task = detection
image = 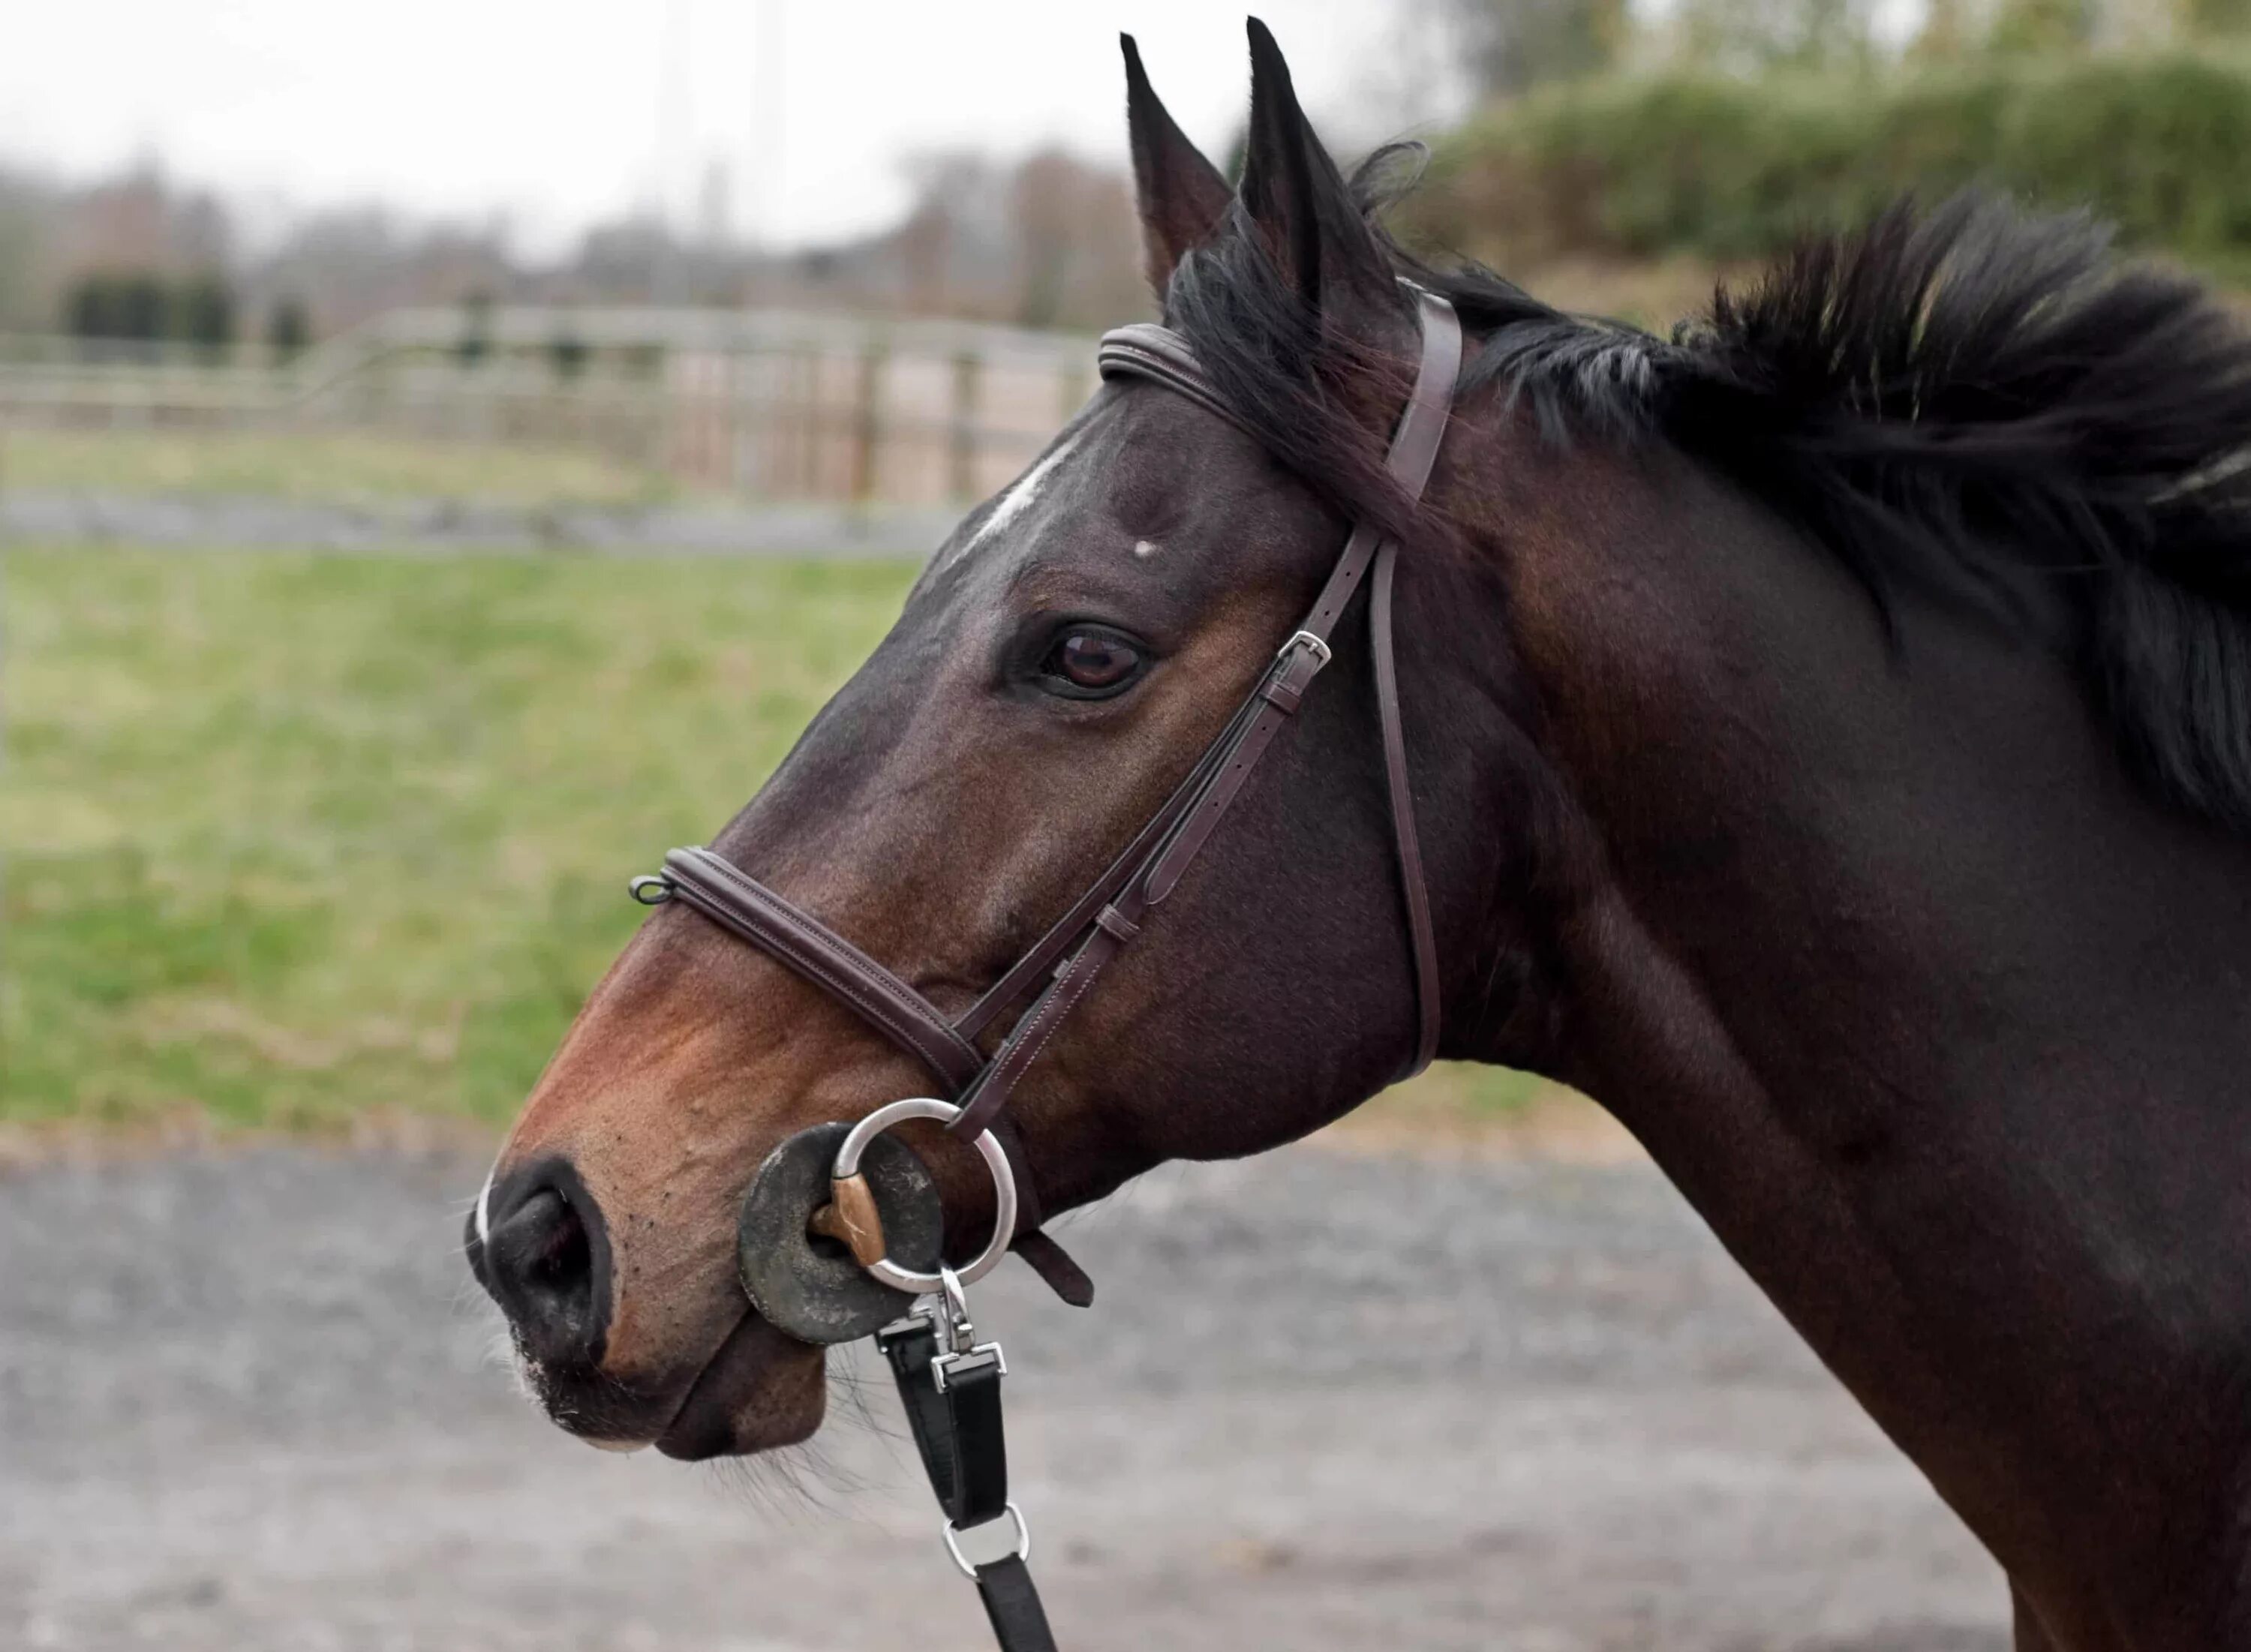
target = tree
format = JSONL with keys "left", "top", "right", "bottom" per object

{"left": 456, "top": 290, "right": 494, "bottom": 368}
{"left": 266, "top": 296, "right": 311, "bottom": 362}
{"left": 0, "top": 197, "right": 36, "bottom": 332}
{"left": 1910, "top": 0, "right": 1976, "bottom": 60}
{"left": 1988, "top": 0, "right": 2099, "bottom": 51}
{"left": 548, "top": 331, "right": 589, "bottom": 380}
{"left": 65, "top": 272, "right": 168, "bottom": 341}
{"left": 169, "top": 272, "right": 234, "bottom": 350}
{"left": 1672, "top": 0, "right": 1878, "bottom": 69}
{"left": 2183, "top": 0, "right": 2251, "bottom": 35}
{"left": 1426, "top": 0, "right": 1630, "bottom": 98}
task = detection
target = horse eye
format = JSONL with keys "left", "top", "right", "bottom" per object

{"left": 1042, "top": 629, "right": 1143, "bottom": 694}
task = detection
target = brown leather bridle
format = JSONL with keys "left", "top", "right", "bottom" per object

{"left": 627, "top": 288, "right": 1462, "bottom": 1652}
{"left": 632, "top": 286, "right": 1464, "bottom": 1302}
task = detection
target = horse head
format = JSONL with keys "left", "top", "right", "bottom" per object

{"left": 467, "top": 22, "right": 1544, "bottom": 1460}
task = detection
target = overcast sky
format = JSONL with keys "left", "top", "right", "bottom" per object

{"left": 0, "top": 2, "right": 1439, "bottom": 254}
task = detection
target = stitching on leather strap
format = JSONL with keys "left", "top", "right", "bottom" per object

{"left": 663, "top": 848, "right": 981, "bottom": 1090}
{"left": 993, "top": 937, "right": 1114, "bottom": 1098}
{"left": 951, "top": 928, "right": 1121, "bottom": 1140}
{"left": 948, "top": 693, "right": 1257, "bottom": 1041}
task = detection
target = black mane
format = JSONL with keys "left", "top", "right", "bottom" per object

{"left": 1169, "top": 176, "right": 2251, "bottom": 837}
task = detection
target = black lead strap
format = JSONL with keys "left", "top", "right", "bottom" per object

{"left": 878, "top": 1302, "right": 1057, "bottom": 1652}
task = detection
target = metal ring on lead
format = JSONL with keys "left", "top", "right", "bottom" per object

{"left": 831, "top": 1098, "right": 1016, "bottom": 1293}
{"left": 942, "top": 1501, "right": 1030, "bottom": 1580}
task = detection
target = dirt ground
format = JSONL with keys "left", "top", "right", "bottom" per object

{"left": 0, "top": 1140, "right": 2010, "bottom": 1652}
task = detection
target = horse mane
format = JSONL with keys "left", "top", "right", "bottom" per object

{"left": 1168, "top": 167, "right": 2251, "bottom": 838}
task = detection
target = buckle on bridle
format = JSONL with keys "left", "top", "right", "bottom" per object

{"left": 1261, "top": 629, "right": 1333, "bottom": 716}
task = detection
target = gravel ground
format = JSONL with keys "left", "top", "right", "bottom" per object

{"left": 0, "top": 1143, "right": 2009, "bottom": 1652}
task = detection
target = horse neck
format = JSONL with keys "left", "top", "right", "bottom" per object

{"left": 1452, "top": 441, "right": 2251, "bottom": 1646}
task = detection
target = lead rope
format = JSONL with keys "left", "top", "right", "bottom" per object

{"left": 879, "top": 1272, "right": 1055, "bottom": 1652}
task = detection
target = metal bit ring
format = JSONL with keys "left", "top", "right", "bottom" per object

{"left": 832, "top": 1098, "right": 1016, "bottom": 1293}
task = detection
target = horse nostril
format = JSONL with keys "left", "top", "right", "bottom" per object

{"left": 476, "top": 1162, "right": 612, "bottom": 1369}
{"left": 530, "top": 1193, "right": 591, "bottom": 1284}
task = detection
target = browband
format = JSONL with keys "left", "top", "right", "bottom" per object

{"left": 1095, "top": 325, "right": 1264, "bottom": 443}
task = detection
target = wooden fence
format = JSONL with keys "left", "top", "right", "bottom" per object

{"left": 0, "top": 308, "right": 1098, "bottom": 505}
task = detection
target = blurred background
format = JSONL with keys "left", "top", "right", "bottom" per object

{"left": 3, "top": 1, "right": 2240, "bottom": 1647}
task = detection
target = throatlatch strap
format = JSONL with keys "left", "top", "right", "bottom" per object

{"left": 1371, "top": 288, "right": 1462, "bottom": 1077}
{"left": 879, "top": 1319, "right": 1058, "bottom": 1652}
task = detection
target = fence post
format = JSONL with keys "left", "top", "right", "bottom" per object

{"left": 949, "top": 350, "right": 981, "bottom": 502}
{"left": 792, "top": 349, "right": 820, "bottom": 497}
{"left": 851, "top": 344, "right": 885, "bottom": 503}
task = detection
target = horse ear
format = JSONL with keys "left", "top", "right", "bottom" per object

{"left": 1121, "top": 35, "right": 1232, "bottom": 302}
{"left": 1237, "top": 17, "right": 1386, "bottom": 313}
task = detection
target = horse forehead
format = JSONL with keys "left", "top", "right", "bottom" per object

{"left": 945, "top": 431, "right": 1092, "bottom": 569}
{"left": 911, "top": 389, "right": 1307, "bottom": 629}
{"left": 924, "top": 404, "right": 1153, "bottom": 587}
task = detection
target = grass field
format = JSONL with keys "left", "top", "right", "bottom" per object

{"left": 2, "top": 545, "right": 1555, "bottom": 1137}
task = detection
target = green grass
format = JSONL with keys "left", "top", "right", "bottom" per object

{"left": 1, "top": 428, "right": 680, "bottom": 506}
{"left": 2, "top": 546, "right": 913, "bottom": 1128}
{"left": 2, "top": 544, "right": 1569, "bottom": 1137}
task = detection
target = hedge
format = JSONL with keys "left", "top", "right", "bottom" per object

{"left": 63, "top": 270, "right": 236, "bottom": 347}
{"left": 1405, "top": 50, "right": 2251, "bottom": 269}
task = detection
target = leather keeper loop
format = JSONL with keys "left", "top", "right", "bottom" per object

{"left": 1259, "top": 675, "right": 1305, "bottom": 714}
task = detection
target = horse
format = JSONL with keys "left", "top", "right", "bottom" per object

{"left": 467, "top": 20, "right": 2251, "bottom": 1650}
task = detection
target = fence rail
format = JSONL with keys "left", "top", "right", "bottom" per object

{"left": 0, "top": 307, "right": 1100, "bottom": 506}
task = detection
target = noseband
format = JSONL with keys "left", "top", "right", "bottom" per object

{"left": 628, "top": 289, "right": 1463, "bottom": 1650}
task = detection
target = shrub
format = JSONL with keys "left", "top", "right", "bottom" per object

{"left": 62, "top": 270, "right": 239, "bottom": 347}
{"left": 169, "top": 272, "right": 235, "bottom": 350}
{"left": 456, "top": 290, "right": 494, "bottom": 368}
{"left": 1406, "top": 50, "right": 2251, "bottom": 269}
{"left": 548, "top": 332, "right": 589, "bottom": 380}
{"left": 267, "top": 296, "right": 311, "bottom": 361}
{"left": 64, "top": 272, "right": 170, "bottom": 341}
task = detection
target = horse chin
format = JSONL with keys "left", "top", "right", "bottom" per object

{"left": 509, "top": 1305, "right": 825, "bottom": 1461}
{"left": 653, "top": 1308, "right": 828, "bottom": 1461}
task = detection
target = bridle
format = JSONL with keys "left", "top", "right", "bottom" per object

{"left": 628, "top": 287, "right": 1463, "bottom": 1650}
